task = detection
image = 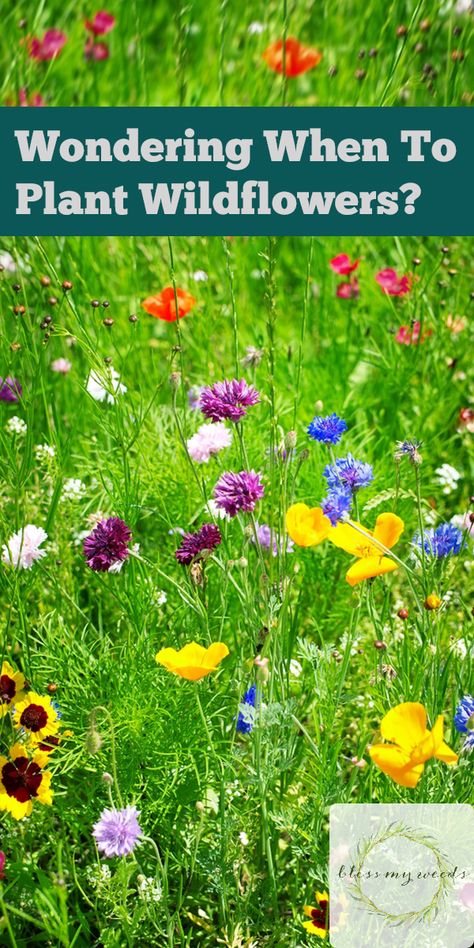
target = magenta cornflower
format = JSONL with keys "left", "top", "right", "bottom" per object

{"left": 92, "top": 805, "right": 142, "bottom": 857}
{"left": 0, "top": 377, "right": 22, "bottom": 403}
{"left": 200, "top": 379, "right": 259, "bottom": 423}
{"left": 175, "top": 524, "right": 222, "bottom": 565}
{"left": 83, "top": 517, "right": 132, "bottom": 572}
{"left": 214, "top": 471, "right": 264, "bottom": 517}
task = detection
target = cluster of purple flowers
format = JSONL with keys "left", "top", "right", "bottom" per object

{"left": 454, "top": 695, "right": 474, "bottom": 753}
{"left": 200, "top": 379, "right": 259, "bottom": 423}
{"left": 0, "top": 377, "right": 22, "bottom": 403}
{"left": 252, "top": 523, "right": 294, "bottom": 556}
{"left": 236, "top": 684, "right": 257, "bottom": 734}
{"left": 83, "top": 517, "right": 132, "bottom": 572}
{"left": 175, "top": 523, "right": 222, "bottom": 565}
{"left": 412, "top": 522, "right": 464, "bottom": 558}
{"left": 214, "top": 470, "right": 264, "bottom": 517}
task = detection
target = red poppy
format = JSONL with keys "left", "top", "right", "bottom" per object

{"left": 375, "top": 268, "right": 411, "bottom": 296}
{"left": 330, "top": 253, "right": 359, "bottom": 276}
{"left": 336, "top": 279, "right": 359, "bottom": 299}
{"left": 29, "top": 29, "right": 67, "bottom": 62}
{"left": 262, "top": 38, "right": 322, "bottom": 77}
{"left": 395, "top": 321, "right": 431, "bottom": 345}
{"left": 141, "top": 287, "right": 196, "bottom": 322}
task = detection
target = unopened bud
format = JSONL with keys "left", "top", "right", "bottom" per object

{"left": 85, "top": 727, "right": 102, "bottom": 755}
{"left": 170, "top": 371, "right": 181, "bottom": 389}
{"left": 285, "top": 430, "right": 297, "bottom": 450}
{"left": 238, "top": 556, "right": 248, "bottom": 568}
{"left": 254, "top": 655, "right": 270, "bottom": 683}
{"left": 101, "top": 772, "right": 113, "bottom": 785}
{"left": 190, "top": 561, "right": 204, "bottom": 586}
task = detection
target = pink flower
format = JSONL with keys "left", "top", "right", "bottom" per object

{"left": 85, "top": 11, "right": 116, "bottom": 35}
{"left": 84, "top": 38, "right": 110, "bottom": 60}
{"left": 13, "top": 88, "right": 45, "bottom": 106}
{"left": 187, "top": 422, "right": 232, "bottom": 463}
{"left": 51, "top": 358, "right": 72, "bottom": 374}
{"left": 375, "top": 268, "right": 411, "bottom": 296}
{"left": 330, "top": 253, "right": 359, "bottom": 276}
{"left": 29, "top": 29, "right": 67, "bottom": 62}
{"left": 336, "top": 279, "right": 359, "bottom": 299}
{"left": 395, "top": 321, "right": 432, "bottom": 346}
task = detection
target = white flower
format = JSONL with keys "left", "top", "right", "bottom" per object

{"left": 450, "top": 637, "right": 468, "bottom": 659}
{"left": 435, "top": 463, "right": 462, "bottom": 495}
{"left": 155, "top": 589, "right": 167, "bottom": 606}
{"left": 108, "top": 542, "right": 139, "bottom": 574}
{"left": 35, "top": 443, "right": 56, "bottom": 462}
{"left": 86, "top": 367, "right": 126, "bottom": 404}
{"left": 61, "top": 478, "right": 86, "bottom": 501}
{"left": 239, "top": 831, "right": 249, "bottom": 846}
{"left": 248, "top": 21, "right": 266, "bottom": 34}
{"left": 5, "top": 416, "right": 27, "bottom": 436}
{"left": 137, "top": 875, "right": 162, "bottom": 903}
{"left": 289, "top": 659, "right": 302, "bottom": 678}
{"left": 192, "top": 269, "right": 208, "bottom": 282}
{"left": 187, "top": 422, "right": 233, "bottom": 463}
{"left": 51, "top": 358, "right": 72, "bottom": 374}
{"left": 0, "top": 251, "right": 17, "bottom": 272}
{"left": 2, "top": 524, "right": 48, "bottom": 569}
{"left": 205, "top": 499, "right": 232, "bottom": 522}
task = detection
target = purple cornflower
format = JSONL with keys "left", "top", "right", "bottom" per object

{"left": 200, "top": 379, "right": 259, "bottom": 423}
{"left": 188, "top": 385, "right": 203, "bottom": 410}
{"left": 454, "top": 695, "right": 474, "bottom": 734}
{"left": 307, "top": 413, "right": 347, "bottom": 445}
{"left": 92, "top": 805, "right": 142, "bottom": 857}
{"left": 251, "top": 522, "right": 294, "bottom": 556}
{"left": 83, "top": 517, "right": 132, "bottom": 572}
{"left": 236, "top": 684, "right": 257, "bottom": 734}
{"left": 322, "top": 489, "right": 352, "bottom": 526}
{"left": 394, "top": 440, "right": 422, "bottom": 466}
{"left": 213, "top": 470, "right": 264, "bottom": 517}
{"left": 323, "top": 453, "right": 374, "bottom": 494}
{"left": 175, "top": 523, "right": 222, "bottom": 565}
{"left": 0, "top": 377, "right": 22, "bottom": 403}
{"left": 413, "top": 522, "right": 464, "bottom": 558}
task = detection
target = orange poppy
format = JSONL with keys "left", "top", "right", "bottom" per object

{"left": 263, "top": 38, "right": 322, "bottom": 77}
{"left": 141, "top": 287, "right": 196, "bottom": 322}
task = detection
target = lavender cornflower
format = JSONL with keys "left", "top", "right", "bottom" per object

{"left": 83, "top": 517, "right": 132, "bottom": 572}
{"left": 413, "top": 522, "right": 464, "bottom": 558}
{"left": 175, "top": 523, "right": 222, "bottom": 565}
{"left": 200, "top": 379, "right": 259, "bottom": 423}
{"left": 307, "top": 413, "right": 347, "bottom": 445}
{"left": 241, "top": 346, "right": 264, "bottom": 369}
{"left": 394, "top": 440, "right": 423, "bottom": 465}
{"left": 0, "top": 377, "right": 22, "bottom": 403}
{"left": 188, "top": 385, "right": 203, "bottom": 410}
{"left": 214, "top": 470, "right": 264, "bottom": 517}
{"left": 251, "top": 523, "right": 294, "bottom": 556}
{"left": 323, "top": 453, "right": 374, "bottom": 494}
{"left": 236, "top": 684, "right": 257, "bottom": 734}
{"left": 454, "top": 695, "right": 474, "bottom": 733}
{"left": 321, "top": 489, "right": 352, "bottom": 526}
{"left": 92, "top": 806, "right": 142, "bottom": 857}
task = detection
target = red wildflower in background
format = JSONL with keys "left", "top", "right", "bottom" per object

{"left": 85, "top": 11, "right": 116, "bottom": 35}
{"left": 336, "top": 279, "right": 359, "bottom": 299}
{"left": 6, "top": 88, "right": 45, "bottom": 106}
{"left": 263, "top": 38, "right": 322, "bottom": 77}
{"left": 375, "top": 268, "right": 411, "bottom": 296}
{"left": 330, "top": 253, "right": 359, "bottom": 275}
{"left": 29, "top": 29, "right": 67, "bottom": 62}
{"left": 458, "top": 407, "right": 474, "bottom": 433}
{"left": 141, "top": 287, "right": 196, "bottom": 322}
{"left": 395, "top": 321, "right": 431, "bottom": 345}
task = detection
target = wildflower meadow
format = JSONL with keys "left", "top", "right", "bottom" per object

{"left": 0, "top": 233, "right": 473, "bottom": 946}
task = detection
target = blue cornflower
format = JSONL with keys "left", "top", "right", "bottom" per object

{"left": 236, "top": 684, "right": 257, "bottom": 734}
{"left": 394, "top": 440, "right": 422, "bottom": 466}
{"left": 413, "top": 523, "right": 464, "bottom": 558}
{"left": 323, "top": 453, "right": 374, "bottom": 494}
{"left": 322, "top": 489, "right": 352, "bottom": 526}
{"left": 454, "top": 695, "right": 474, "bottom": 734}
{"left": 462, "top": 731, "right": 474, "bottom": 753}
{"left": 307, "top": 413, "right": 347, "bottom": 445}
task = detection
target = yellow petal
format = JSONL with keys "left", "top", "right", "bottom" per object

{"left": 316, "top": 892, "right": 329, "bottom": 905}
{"left": 204, "top": 642, "right": 230, "bottom": 668}
{"left": 346, "top": 556, "right": 398, "bottom": 586}
{"left": 380, "top": 702, "right": 428, "bottom": 752}
{"left": 169, "top": 664, "right": 215, "bottom": 681}
{"left": 373, "top": 513, "right": 404, "bottom": 550}
{"left": 302, "top": 920, "right": 327, "bottom": 937}
{"left": 328, "top": 520, "right": 371, "bottom": 556}
{"left": 428, "top": 715, "right": 458, "bottom": 764}
{"left": 285, "top": 504, "right": 331, "bottom": 547}
{"left": 155, "top": 647, "right": 180, "bottom": 670}
{"left": 369, "top": 744, "right": 425, "bottom": 788}
{"left": 303, "top": 905, "right": 317, "bottom": 918}
{"left": 434, "top": 741, "right": 458, "bottom": 765}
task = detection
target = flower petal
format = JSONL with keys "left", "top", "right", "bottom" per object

{"left": 204, "top": 642, "right": 230, "bottom": 668}
{"left": 345, "top": 555, "right": 398, "bottom": 586}
{"left": 285, "top": 504, "right": 331, "bottom": 547}
{"left": 369, "top": 744, "right": 425, "bottom": 788}
{"left": 373, "top": 513, "right": 404, "bottom": 550}
{"left": 380, "top": 702, "right": 427, "bottom": 752}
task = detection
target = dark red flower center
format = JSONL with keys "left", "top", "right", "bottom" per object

{"left": 38, "top": 735, "right": 60, "bottom": 752}
{"left": 20, "top": 703, "right": 48, "bottom": 732}
{"left": 0, "top": 674, "right": 16, "bottom": 704}
{"left": 311, "top": 900, "right": 328, "bottom": 928}
{"left": 2, "top": 757, "right": 42, "bottom": 802}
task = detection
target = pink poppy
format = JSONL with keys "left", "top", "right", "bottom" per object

{"left": 29, "top": 29, "right": 67, "bottom": 62}
{"left": 18, "top": 88, "right": 45, "bottom": 106}
{"left": 84, "top": 38, "right": 110, "bottom": 60}
{"left": 336, "top": 279, "right": 359, "bottom": 299}
{"left": 85, "top": 11, "right": 116, "bottom": 35}
{"left": 375, "top": 268, "right": 411, "bottom": 296}
{"left": 395, "top": 321, "right": 431, "bottom": 345}
{"left": 330, "top": 253, "right": 359, "bottom": 276}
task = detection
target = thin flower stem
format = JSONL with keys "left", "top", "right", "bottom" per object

{"left": 90, "top": 706, "right": 124, "bottom": 807}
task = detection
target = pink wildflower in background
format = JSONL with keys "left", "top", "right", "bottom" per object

{"left": 336, "top": 279, "right": 359, "bottom": 299}
{"left": 29, "top": 29, "right": 67, "bottom": 62}
{"left": 330, "top": 253, "right": 359, "bottom": 275}
{"left": 395, "top": 321, "right": 432, "bottom": 345}
{"left": 2, "top": 525, "right": 48, "bottom": 569}
{"left": 51, "top": 358, "right": 72, "bottom": 374}
{"left": 0, "top": 377, "right": 22, "bottom": 403}
{"left": 375, "top": 268, "right": 411, "bottom": 296}
{"left": 214, "top": 471, "right": 264, "bottom": 516}
{"left": 200, "top": 379, "right": 259, "bottom": 423}
{"left": 187, "top": 422, "right": 232, "bottom": 463}
{"left": 85, "top": 11, "right": 116, "bottom": 35}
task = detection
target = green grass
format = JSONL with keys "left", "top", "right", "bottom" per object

{"left": 0, "top": 233, "right": 473, "bottom": 946}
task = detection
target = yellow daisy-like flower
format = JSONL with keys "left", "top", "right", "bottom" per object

{"left": 328, "top": 512, "right": 404, "bottom": 586}
{"left": 302, "top": 890, "right": 329, "bottom": 937}
{"left": 0, "top": 742, "right": 53, "bottom": 820}
{"left": 285, "top": 504, "right": 332, "bottom": 547}
{"left": 155, "top": 641, "right": 229, "bottom": 681}
{"left": 13, "top": 692, "right": 60, "bottom": 742}
{"left": 0, "top": 661, "right": 26, "bottom": 716}
{"left": 369, "top": 702, "right": 458, "bottom": 788}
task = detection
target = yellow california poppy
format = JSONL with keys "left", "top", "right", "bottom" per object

{"left": 328, "top": 512, "right": 404, "bottom": 585}
{"left": 369, "top": 702, "right": 458, "bottom": 788}
{"left": 155, "top": 641, "right": 229, "bottom": 681}
{"left": 285, "top": 504, "right": 332, "bottom": 547}
{"left": 302, "top": 890, "right": 329, "bottom": 937}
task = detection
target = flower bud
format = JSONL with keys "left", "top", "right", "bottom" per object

{"left": 285, "top": 430, "right": 297, "bottom": 450}
{"left": 101, "top": 772, "right": 113, "bottom": 785}
{"left": 170, "top": 371, "right": 181, "bottom": 389}
{"left": 85, "top": 726, "right": 102, "bottom": 755}
{"left": 254, "top": 655, "right": 269, "bottom": 683}
{"left": 424, "top": 594, "right": 442, "bottom": 611}
{"left": 397, "top": 608, "right": 409, "bottom": 620}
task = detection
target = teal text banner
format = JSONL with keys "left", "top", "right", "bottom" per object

{"left": 1, "top": 107, "right": 472, "bottom": 235}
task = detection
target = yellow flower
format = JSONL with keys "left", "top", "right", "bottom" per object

{"left": 302, "top": 891, "right": 329, "bottom": 937}
{"left": 13, "top": 692, "right": 60, "bottom": 742}
{"left": 369, "top": 702, "right": 458, "bottom": 788}
{"left": 424, "top": 593, "right": 442, "bottom": 610}
{"left": 155, "top": 641, "right": 229, "bottom": 681}
{"left": 285, "top": 504, "right": 331, "bottom": 547}
{"left": 0, "top": 743, "right": 53, "bottom": 820}
{"left": 328, "top": 512, "right": 404, "bottom": 586}
{"left": 0, "top": 661, "right": 26, "bottom": 716}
